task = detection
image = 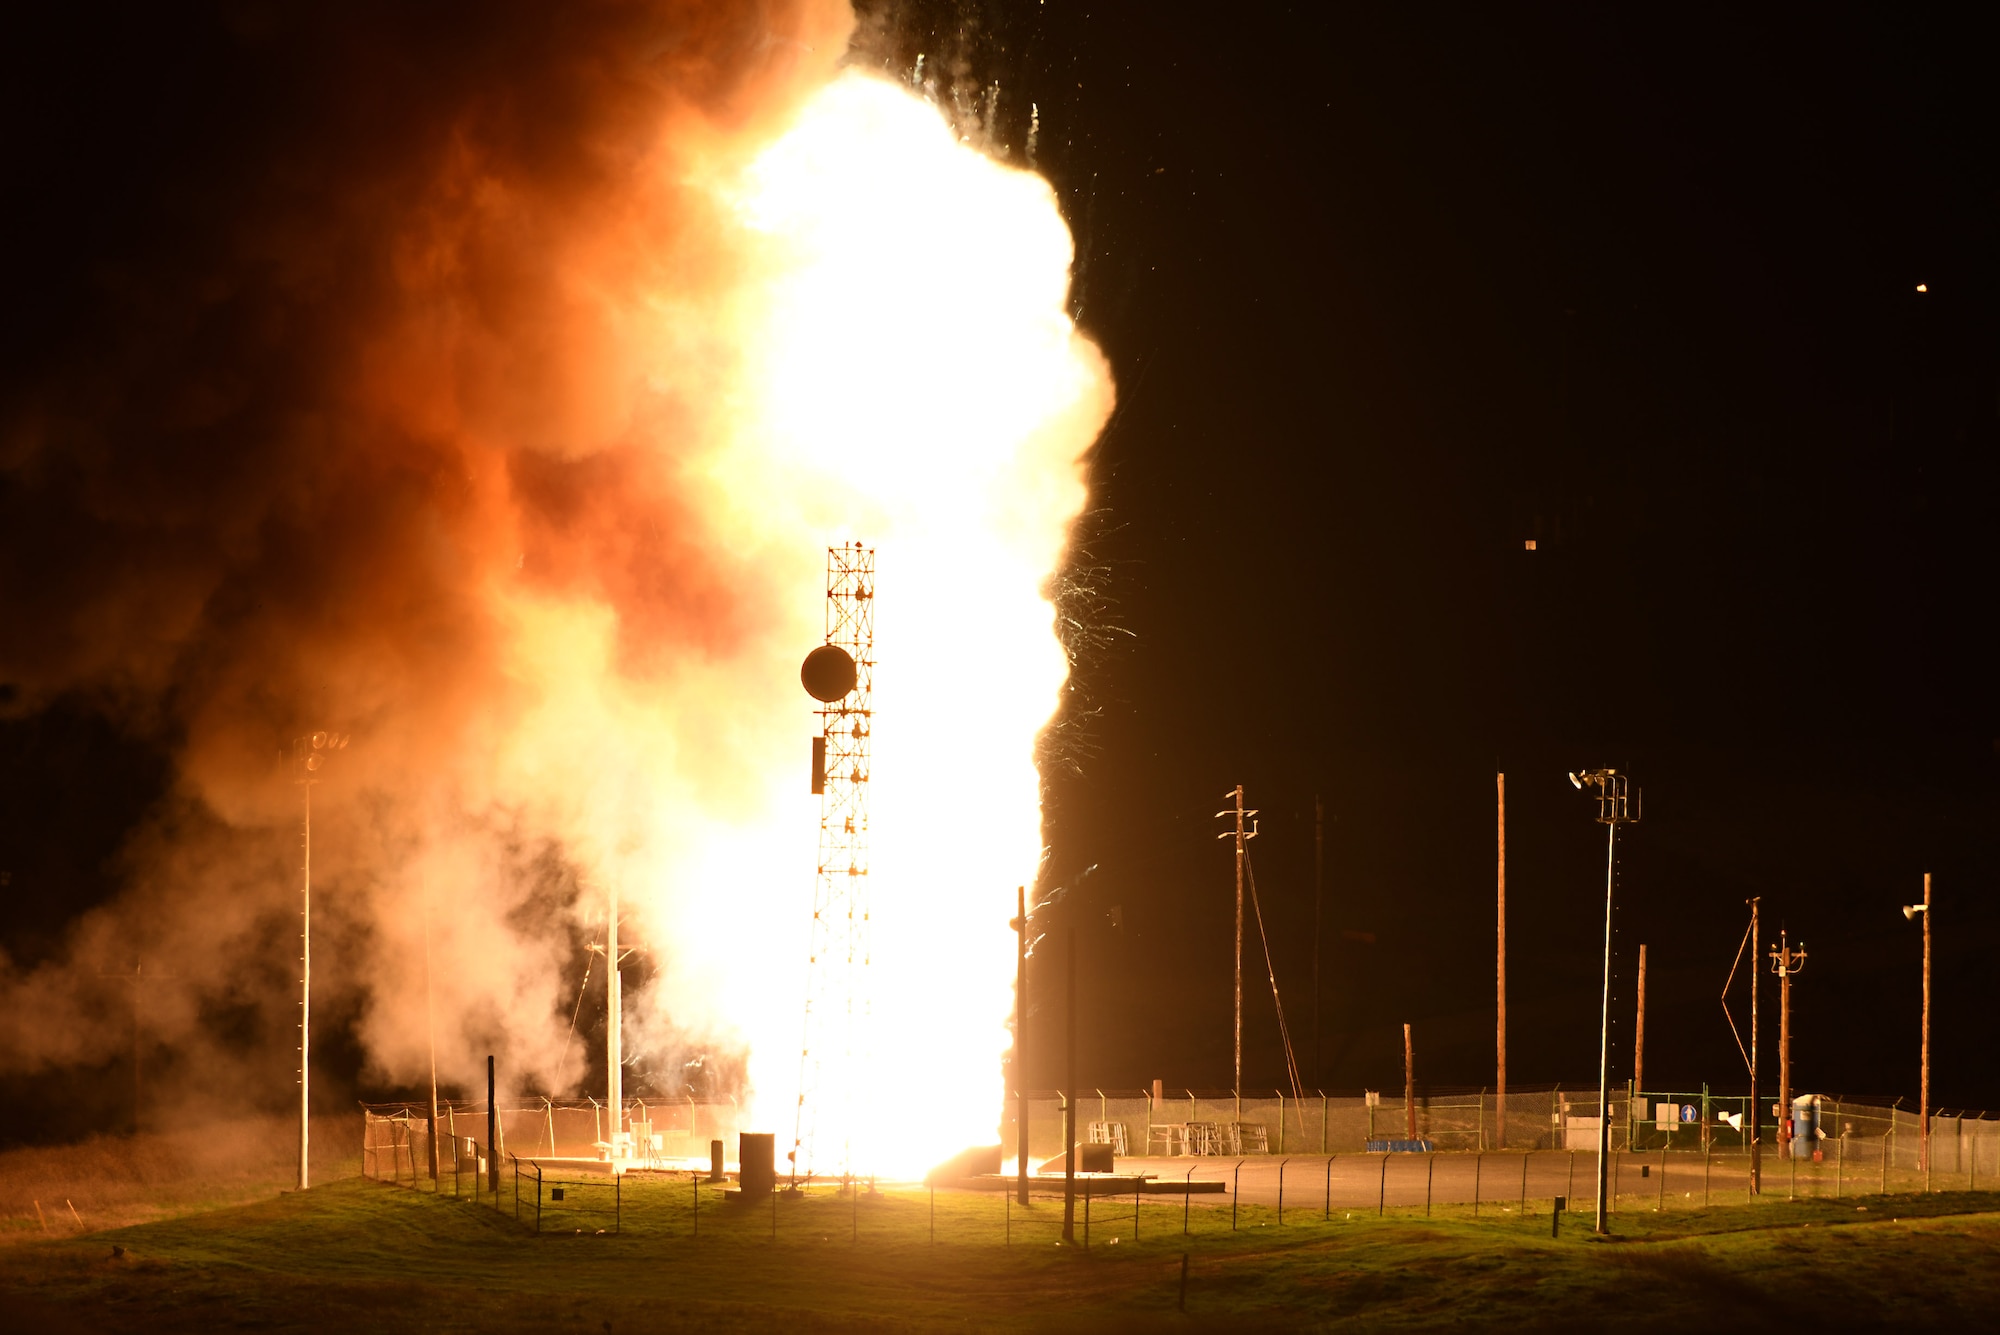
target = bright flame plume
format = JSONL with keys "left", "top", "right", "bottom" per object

{"left": 491, "top": 70, "right": 1111, "bottom": 1177}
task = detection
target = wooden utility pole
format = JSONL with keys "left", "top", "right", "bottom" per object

{"left": 1314, "top": 795, "right": 1324, "bottom": 1088}
{"left": 1770, "top": 931, "right": 1807, "bottom": 1162}
{"left": 1015, "top": 885, "right": 1029, "bottom": 1207}
{"left": 1217, "top": 786, "right": 1256, "bottom": 1095}
{"left": 1496, "top": 773, "right": 1506, "bottom": 1150}
{"left": 486, "top": 1054, "right": 499, "bottom": 1193}
{"left": 1062, "top": 926, "right": 1077, "bottom": 1243}
{"left": 1403, "top": 1023, "right": 1416, "bottom": 1141}
{"left": 1749, "top": 898, "right": 1761, "bottom": 1194}
{"left": 1232, "top": 787, "right": 1245, "bottom": 1095}
{"left": 1634, "top": 944, "right": 1647, "bottom": 1098}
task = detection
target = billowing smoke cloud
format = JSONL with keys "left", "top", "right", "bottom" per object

{"left": 0, "top": 0, "right": 1111, "bottom": 1164}
{"left": 0, "top": 0, "right": 864, "bottom": 1107}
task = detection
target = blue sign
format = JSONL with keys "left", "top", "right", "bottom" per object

{"left": 1680, "top": 1104, "right": 1698, "bottom": 1123}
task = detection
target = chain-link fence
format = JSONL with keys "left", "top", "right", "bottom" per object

{"left": 1005, "top": 1086, "right": 1641, "bottom": 1160}
{"left": 364, "top": 1088, "right": 2000, "bottom": 1232}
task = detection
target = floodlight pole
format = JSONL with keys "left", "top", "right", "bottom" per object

{"left": 1907, "top": 873, "right": 1931, "bottom": 1174}
{"left": 607, "top": 877, "right": 623, "bottom": 1160}
{"left": 289, "top": 730, "right": 345, "bottom": 1192}
{"left": 1572, "top": 768, "right": 1638, "bottom": 1236}
{"left": 1921, "top": 872, "right": 1931, "bottom": 1177}
{"left": 1593, "top": 817, "right": 1614, "bottom": 1233}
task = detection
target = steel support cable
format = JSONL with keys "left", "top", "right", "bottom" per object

{"left": 1244, "top": 850, "right": 1308, "bottom": 1114}
{"left": 552, "top": 948, "right": 598, "bottom": 1097}
{"left": 1719, "top": 916, "right": 1754, "bottom": 1075}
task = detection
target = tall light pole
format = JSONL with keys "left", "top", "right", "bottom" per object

{"left": 590, "top": 878, "right": 637, "bottom": 1161}
{"left": 1570, "top": 767, "right": 1638, "bottom": 1236}
{"left": 1902, "top": 874, "right": 1931, "bottom": 1178}
{"left": 290, "top": 729, "right": 347, "bottom": 1191}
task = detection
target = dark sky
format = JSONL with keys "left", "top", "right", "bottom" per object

{"left": 870, "top": 2, "right": 1998, "bottom": 1107}
{"left": 3, "top": 2, "right": 1996, "bottom": 1140}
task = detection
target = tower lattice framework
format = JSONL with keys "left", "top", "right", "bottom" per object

{"left": 793, "top": 542, "right": 874, "bottom": 1184}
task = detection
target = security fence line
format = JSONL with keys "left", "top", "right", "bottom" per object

{"left": 355, "top": 1140, "right": 1999, "bottom": 1248}
{"left": 1005, "top": 1087, "right": 2000, "bottom": 1173}
{"left": 363, "top": 1088, "right": 1999, "bottom": 1208}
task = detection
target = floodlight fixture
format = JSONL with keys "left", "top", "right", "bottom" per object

{"left": 1568, "top": 763, "right": 1638, "bottom": 1235}
{"left": 1902, "top": 903, "right": 1926, "bottom": 920}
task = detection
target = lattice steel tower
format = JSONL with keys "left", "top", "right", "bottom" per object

{"left": 792, "top": 542, "right": 875, "bottom": 1184}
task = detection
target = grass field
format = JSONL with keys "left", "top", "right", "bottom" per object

{"left": 5, "top": 1143, "right": 2000, "bottom": 1331}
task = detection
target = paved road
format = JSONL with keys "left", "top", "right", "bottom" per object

{"left": 1108, "top": 1150, "right": 1829, "bottom": 1214}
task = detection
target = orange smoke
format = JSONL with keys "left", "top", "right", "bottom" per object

{"left": 0, "top": 0, "right": 1110, "bottom": 1172}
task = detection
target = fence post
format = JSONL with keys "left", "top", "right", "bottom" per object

{"left": 693, "top": 1171, "right": 699, "bottom": 1241}
{"left": 1567, "top": 1150, "right": 1576, "bottom": 1202}
{"left": 1278, "top": 1090, "right": 1285, "bottom": 1154}
{"left": 1134, "top": 1183, "right": 1140, "bottom": 1241}
{"left": 1325, "top": 1155, "right": 1335, "bottom": 1220}
{"left": 1085, "top": 1184, "right": 1091, "bottom": 1250}
{"left": 1704, "top": 1140, "right": 1711, "bottom": 1206}
{"left": 1658, "top": 1150, "right": 1667, "bottom": 1211}
{"left": 1277, "top": 1158, "right": 1288, "bottom": 1224}
{"left": 1378, "top": 1154, "right": 1388, "bottom": 1217}
{"left": 1519, "top": 1152, "right": 1528, "bottom": 1216}
{"left": 1232, "top": 1160, "right": 1244, "bottom": 1230}
{"left": 1888, "top": 1105, "right": 1897, "bottom": 1191}
{"left": 615, "top": 1169, "right": 622, "bottom": 1235}
{"left": 1473, "top": 1153, "right": 1482, "bottom": 1216}
{"left": 1425, "top": 1154, "right": 1434, "bottom": 1217}
{"left": 1184, "top": 1165, "right": 1195, "bottom": 1235}
{"left": 1322, "top": 1093, "right": 1329, "bottom": 1155}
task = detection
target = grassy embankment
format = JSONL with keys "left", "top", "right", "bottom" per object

{"left": 4, "top": 1139, "right": 1999, "bottom": 1332}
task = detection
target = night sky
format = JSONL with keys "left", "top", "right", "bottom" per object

{"left": 3, "top": 3, "right": 1996, "bottom": 1143}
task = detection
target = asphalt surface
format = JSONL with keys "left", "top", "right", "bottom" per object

{"left": 1107, "top": 1150, "right": 1832, "bottom": 1213}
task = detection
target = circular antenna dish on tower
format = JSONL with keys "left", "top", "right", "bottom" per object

{"left": 801, "top": 644, "right": 858, "bottom": 702}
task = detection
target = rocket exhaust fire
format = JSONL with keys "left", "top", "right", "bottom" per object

{"left": 0, "top": 3, "right": 1111, "bottom": 1177}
